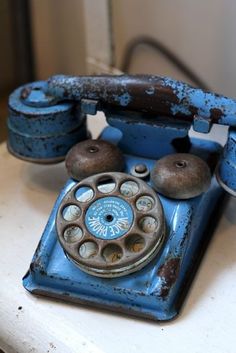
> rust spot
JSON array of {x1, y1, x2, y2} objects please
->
[
  {"x1": 49, "y1": 342, "x2": 56, "y2": 349},
  {"x1": 210, "y1": 108, "x2": 223, "y2": 123},
  {"x1": 40, "y1": 269, "x2": 46, "y2": 276},
  {"x1": 20, "y1": 87, "x2": 31, "y2": 100},
  {"x1": 157, "y1": 258, "x2": 181, "y2": 298},
  {"x1": 188, "y1": 105, "x2": 198, "y2": 117}
]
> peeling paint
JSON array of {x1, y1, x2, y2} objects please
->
[
  {"x1": 45, "y1": 74, "x2": 236, "y2": 128},
  {"x1": 114, "y1": 92, "x2": 132, "y2": 106},
  {"x1": 157, "y1": 258, "x2": 181, "y2": 298}
]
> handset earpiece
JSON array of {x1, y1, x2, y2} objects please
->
[{"x1": 7, "y1": 81, "x2": 88, "y2": 163}]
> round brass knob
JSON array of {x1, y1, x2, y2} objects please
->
[
  {"x1": 151, "y1": 153, "x2": 211, "y2": 199},
  {"x1": 65, "y1": 139, "x2": 124, "y2": 180}
]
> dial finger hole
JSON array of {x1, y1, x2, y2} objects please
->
[
  {"x1": 63, "y1": 226, "x2": 83, "y2": 243},
  {"x1": 79, "y1": 241, "x2": 98, "y2": 258},
  {"x1": 62, "y1": 204, "x2": 81, "y2": 221},
  {"x1": 136, "y1": 195, "x2": 155, "y2": 212},
  {"x1": 125, "y1": 234, "x2": 145, "y2": 253},
  {"x1": 97, "y1": 177, "x2": 116, "y2": 193},
  {"x1": 139, "y1": 216, "x2": 158, "y2": 233},
  {"x1": 120, "y1": 180, "x2": 139, "y2": 197},
  {"x1": 102, "y1": 244, "x2": 123, "y2": 263},
  {"x1": 75, "y1": 186, "x2": 94, "y2": 202}
]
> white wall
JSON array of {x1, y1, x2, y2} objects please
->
[
  {"x1": 31, "y1": 0, "x2": 86, "y2": 79},
  {"x1": 31, "y1": 0, "x2": 236, "y2": 98},
  {"x1": 112, "y1": 0, "x2": 236, "y2": 97}
]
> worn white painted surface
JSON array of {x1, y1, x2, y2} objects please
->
[{"x1": 0, "y1": 115, "x2": 236, "y2": 353}]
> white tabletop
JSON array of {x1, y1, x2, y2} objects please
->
[{"x1": 1, "y1": 115, "x2": 236, "y2": 353}]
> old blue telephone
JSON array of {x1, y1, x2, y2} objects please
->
[{"x1": 7, "y1": 75, "x2": 236, "y2": 321}]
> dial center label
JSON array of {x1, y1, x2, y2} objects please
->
[{"x1": 85, "y1": 196, "x2": 134, "y2": 239}]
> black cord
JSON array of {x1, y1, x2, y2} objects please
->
[{"x1": 121, "y1": 36, "x2": 210, "y2": 91}]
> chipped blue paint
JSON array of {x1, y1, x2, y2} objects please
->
[
  {"x1": 8, "y1": 73, "x2": 236, "y2": 187},
  {"x1": 6, "y1": 74, "x2": 235, "y2": 320},
  {"x1": 45, "y1": 74, "x2": 236, "y2": 129},
  {"x1": 22, "y1": 123, "x2": 223, "y2": 321},
  {"x1": 114, "y1": 92, "x2": 132, "y2": 106},
  {"x1": 162, "y1": 76, "x2": 235, "y2": 122},
  {"x1": 7, "y1": 120, "x2": 88, "y2": 161},
  {"x1": 170, "y1": 103, "x2": 191, "y2": 116},
  {"x1": 21, "y1": 82, "x2": 59, "y2": 107},
  {"x1": 7, "y1": 81, "x2": 88, "y2": 162}
]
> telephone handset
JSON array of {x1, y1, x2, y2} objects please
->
[{"x1": 7, "y1": 75, "x2": 236, "y2": 321}]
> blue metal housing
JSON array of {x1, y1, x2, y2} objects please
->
[
  {"x1": 7, "y1": 74, "x2": 234, "y2": 320},
  {"x1": 23, "y1": 123, "x2": 224, "y2": 321}
]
